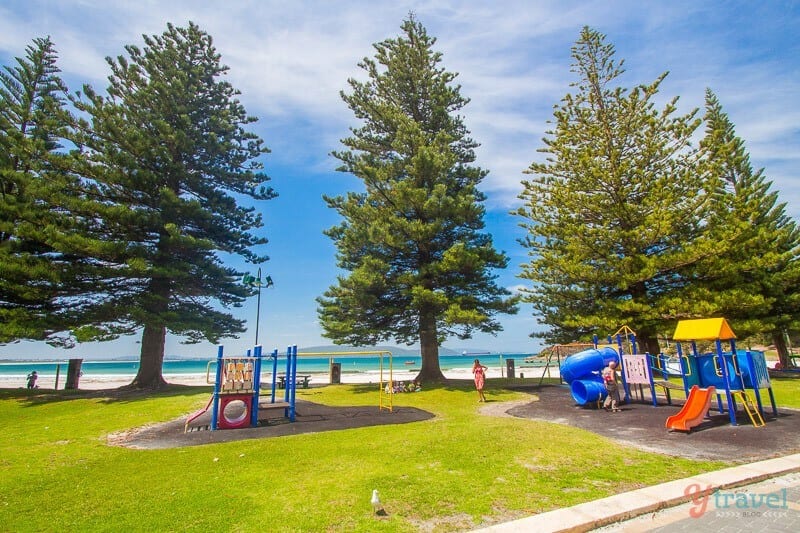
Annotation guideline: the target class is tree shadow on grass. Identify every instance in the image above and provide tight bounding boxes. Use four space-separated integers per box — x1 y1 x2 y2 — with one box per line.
317 378 551 397
319 378 476 396
0 384 213 406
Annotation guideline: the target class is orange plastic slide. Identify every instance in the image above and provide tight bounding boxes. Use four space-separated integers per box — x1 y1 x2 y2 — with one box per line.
665 385 716 432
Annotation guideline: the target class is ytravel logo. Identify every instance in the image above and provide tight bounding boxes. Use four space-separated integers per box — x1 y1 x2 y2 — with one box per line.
685 483 790 518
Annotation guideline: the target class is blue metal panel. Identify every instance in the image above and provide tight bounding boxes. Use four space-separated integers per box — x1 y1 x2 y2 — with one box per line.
211 345 224 430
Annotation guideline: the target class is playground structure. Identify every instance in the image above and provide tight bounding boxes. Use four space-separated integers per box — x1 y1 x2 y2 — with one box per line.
663 318 777 429
622 318 776 430
556 319 778 430
184 344 299 432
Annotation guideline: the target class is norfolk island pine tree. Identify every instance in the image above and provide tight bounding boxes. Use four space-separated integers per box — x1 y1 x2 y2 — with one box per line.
318 15 518 383
68 23 275 389
0 37 112 346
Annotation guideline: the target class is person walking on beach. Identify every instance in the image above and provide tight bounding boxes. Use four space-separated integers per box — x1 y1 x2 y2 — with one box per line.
602 361 621 412
26 371 38 389
472 359 488 402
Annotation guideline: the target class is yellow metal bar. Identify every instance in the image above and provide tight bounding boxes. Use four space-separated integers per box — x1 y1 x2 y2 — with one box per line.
377 351 393 412
297 351 395 412
386 352 393 412
612 325 637 339
734 390 765 427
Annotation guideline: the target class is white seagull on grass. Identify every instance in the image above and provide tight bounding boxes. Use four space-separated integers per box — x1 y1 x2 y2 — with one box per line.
371 489 387 516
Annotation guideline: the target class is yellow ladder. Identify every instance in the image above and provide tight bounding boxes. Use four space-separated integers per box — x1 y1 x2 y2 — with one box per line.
734 390 765 427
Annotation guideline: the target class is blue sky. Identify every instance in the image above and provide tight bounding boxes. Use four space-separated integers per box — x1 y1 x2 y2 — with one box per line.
1 1 798 360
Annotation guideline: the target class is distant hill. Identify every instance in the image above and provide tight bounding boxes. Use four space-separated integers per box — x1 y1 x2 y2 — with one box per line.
299 345 461 356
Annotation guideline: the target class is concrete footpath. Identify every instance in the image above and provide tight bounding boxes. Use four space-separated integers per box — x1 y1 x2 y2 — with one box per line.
473 453 800 532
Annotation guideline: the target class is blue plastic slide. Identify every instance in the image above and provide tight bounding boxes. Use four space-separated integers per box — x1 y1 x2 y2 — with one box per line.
560 347 619 405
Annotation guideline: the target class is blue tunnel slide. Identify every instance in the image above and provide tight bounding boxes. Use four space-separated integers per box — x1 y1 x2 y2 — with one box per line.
560 347 619 405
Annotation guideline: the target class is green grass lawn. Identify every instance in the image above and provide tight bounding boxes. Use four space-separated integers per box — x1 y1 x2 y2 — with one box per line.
2 375 798 532
763 373 800 408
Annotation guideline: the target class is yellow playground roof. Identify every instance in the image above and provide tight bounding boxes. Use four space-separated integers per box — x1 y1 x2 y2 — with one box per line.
672 318 736 341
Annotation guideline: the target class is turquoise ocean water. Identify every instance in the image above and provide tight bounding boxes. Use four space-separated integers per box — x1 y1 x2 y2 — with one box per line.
0 353 541 380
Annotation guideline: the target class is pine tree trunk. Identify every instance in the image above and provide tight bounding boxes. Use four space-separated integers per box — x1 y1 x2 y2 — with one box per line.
771 330 790 370
129 324 168 389
637 333 662 356
629 286 662 356
416 310 446 383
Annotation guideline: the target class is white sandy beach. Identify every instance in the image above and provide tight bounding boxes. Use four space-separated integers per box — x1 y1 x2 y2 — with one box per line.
2 365 560 391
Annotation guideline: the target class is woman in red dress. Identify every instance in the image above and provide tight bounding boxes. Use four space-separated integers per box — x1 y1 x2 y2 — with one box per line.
472 359 488 402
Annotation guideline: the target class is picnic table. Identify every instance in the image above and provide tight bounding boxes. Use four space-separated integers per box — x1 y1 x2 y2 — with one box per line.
277 374 312 389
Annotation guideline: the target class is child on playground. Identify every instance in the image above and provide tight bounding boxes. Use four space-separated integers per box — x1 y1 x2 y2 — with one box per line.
602 361 621 412
472 359 488 402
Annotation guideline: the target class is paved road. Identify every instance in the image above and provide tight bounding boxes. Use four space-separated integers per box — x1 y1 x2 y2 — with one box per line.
592 472 800 532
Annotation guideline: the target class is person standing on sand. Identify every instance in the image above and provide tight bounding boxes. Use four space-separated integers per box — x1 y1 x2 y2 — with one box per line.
26 371 38 389
602 361 621 412
472 359 488 402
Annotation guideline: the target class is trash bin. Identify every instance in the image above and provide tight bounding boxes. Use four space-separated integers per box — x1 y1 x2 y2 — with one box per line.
506 358 515 379
330 362 342 384
65 358 83 389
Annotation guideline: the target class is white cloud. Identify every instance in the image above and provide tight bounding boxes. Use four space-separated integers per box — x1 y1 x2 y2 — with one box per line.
506 284 528 296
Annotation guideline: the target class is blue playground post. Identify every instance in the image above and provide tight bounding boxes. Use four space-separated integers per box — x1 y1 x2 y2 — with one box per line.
674 342 691 393
717 338 738 425
284 345 298 421
210 345 224 430
290 344 297 420
614 332 633 403
284 345 292 406
271 349 279 402
250 345 263 428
